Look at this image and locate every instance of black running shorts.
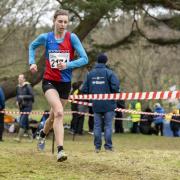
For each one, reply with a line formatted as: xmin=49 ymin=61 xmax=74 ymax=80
xmin=42 ymin=79 xmax=71 ymax=99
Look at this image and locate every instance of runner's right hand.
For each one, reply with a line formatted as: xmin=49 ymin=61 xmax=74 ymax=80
xmin=30 ymin=64 xmax=38 ymax=73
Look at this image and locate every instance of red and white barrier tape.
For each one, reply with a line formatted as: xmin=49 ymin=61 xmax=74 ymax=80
xmin=0 ymin=110 xmax=72 ymax=115
xmin=70 ymin=90 xmax=180 ymax=100
xmin=68 ymin=100 xmax=92 ymax=116
xmin=71 ymin=112 xmax=180 ymax=123
xmin=69 ymin=100 xmax=180 ymax=117
xmin=115 ymin=108 xmax=180 ymax=117
xmin=68 ymin=99 xmax=92 ymax=106
xmin=67 ymin=110 xmax=180 ymax=123
xmin=1 ymin=109 xmax=180 ymax=123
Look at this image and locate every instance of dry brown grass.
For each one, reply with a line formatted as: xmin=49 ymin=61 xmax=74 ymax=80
xmin=0 ymin=133 xmax=180 ymax=180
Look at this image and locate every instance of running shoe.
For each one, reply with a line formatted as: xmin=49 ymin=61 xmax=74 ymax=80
xmin=37 ymin=131 xmax=46 ymax=151
xmin=57 ymin=150 xmax=67 ymax=162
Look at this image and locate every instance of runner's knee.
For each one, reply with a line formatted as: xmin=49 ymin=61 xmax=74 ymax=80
xmin=54 ymin=110 xmax=63 ymax=119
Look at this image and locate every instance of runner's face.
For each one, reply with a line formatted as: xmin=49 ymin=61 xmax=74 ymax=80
xmin=54 ymin=15 xmax=68 ymax=34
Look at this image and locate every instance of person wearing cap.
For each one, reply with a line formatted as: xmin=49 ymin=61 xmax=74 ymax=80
xmin=82 ymin=53 xmax=120 ymax=152
xmin=153 ymin=103 xmax=165 ymax=136
xmin=170 ymin=104 xmax=180 ymax=137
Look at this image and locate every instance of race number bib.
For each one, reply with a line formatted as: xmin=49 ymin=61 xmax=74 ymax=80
xmin=49 ymin=52 xmax=70 ymax=69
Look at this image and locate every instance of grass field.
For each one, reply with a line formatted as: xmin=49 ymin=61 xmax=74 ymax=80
xmin=0 ymin=132 xmax=180 ymax=180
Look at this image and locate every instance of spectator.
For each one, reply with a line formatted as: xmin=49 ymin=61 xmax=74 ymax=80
xmin=14 ymin=74 xmax=34 ymax=142
xmin=70 ymin=81 xmax=82 ymax=134
xmin=86 ymin=66 xmax=94 ymax=135
xmin=76 ymin=84 xmax=89 ymax=135
xmin=130 ymin=101 xmax=141 ymax=133
xmin=82 ymin=53 xmax=120 ymax=152
xmin=0 ymin=86 xmax=5 ymax=142
xmin=115 ymin=100 xmax=125 ymax=133
xmin=139 ymin=107 xmax=154 ymax=135
xmin=153 ymin=103 xmax=165 ymax=136
xmin=88 ymin=105 xmax=94 ymax=135
xmin=76 ymin=106 xmax=86 ymax=135
xmin=170 ymin=104 xmax=180 ymax=137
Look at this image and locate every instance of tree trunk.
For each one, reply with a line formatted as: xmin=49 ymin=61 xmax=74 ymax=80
xmin=1 ymin=53 xmax=45 ymax=99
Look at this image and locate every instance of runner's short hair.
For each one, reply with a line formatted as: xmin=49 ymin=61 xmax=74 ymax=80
xmin=54 ymin=9 xmax=69 ymax=20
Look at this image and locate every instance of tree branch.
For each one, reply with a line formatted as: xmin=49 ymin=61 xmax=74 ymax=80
xmin=93 ymin=30 xmax=135 ymax=50
xmin=135 ymin=19 xmax=180 ymax=45
xmin=165 ymin=0 xmax=180 ymax=11
xmin=56 ymin=0 xmax=82 ymax=21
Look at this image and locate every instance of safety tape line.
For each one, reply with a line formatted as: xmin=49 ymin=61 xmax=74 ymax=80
xmin=69 ymin=100 xmax=180 ymax=117
xmin=69 ymin=90 xmax=180 ymax=100
xmin=72 ymin=110 xmax=180 ymax=123
xmin=1 ymin=107 xmax=180 ymax=117
xmin=68 ymin=99 xmax=92 ymax=106
xmin=0 ymin=110 xmax=179 ymax=123
xmin=0 ymin=110 xmax=72 ymax=115
xmin=72 ymin=111 xmax=180 ymax=123
xmin=115 ymin=108 xmax=180 ymax=117
xmin=71 ymin=111 xmax=147 ymax=121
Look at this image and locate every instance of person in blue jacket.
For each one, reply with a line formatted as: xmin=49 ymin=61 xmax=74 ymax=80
xmin=82 ymin=53 xmax=120 ymax=152
xmin=0 ymin=86 xmax=5 ymax=141
xmin=153 ymin=103 xmax=165 ymax=136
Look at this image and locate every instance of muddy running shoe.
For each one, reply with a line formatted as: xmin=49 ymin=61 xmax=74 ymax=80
xmin=57 ymin=150 xmax=67 ymax=162
xmin=37 ymin=137 xmax=45 ymax=151
xmin=37 ymin=131 xmax=45 ymax=151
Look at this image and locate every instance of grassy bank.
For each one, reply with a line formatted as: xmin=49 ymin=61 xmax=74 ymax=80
xmin=0 ymin=133 xmax=179 ymax=180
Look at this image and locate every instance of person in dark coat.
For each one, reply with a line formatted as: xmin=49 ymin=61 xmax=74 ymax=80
xmin=115 ymin=100 xmax=125 ymax=133
xmin=70 ymin=82 xmax=81 ymax=133
xmin=14 ymin=74 xmax=34 ymax=142
xmin=88 ymin=105 xmax=94 ymax=134
xmin=82 ymin=53 xmax=120 ymax=152
xmin=76 ymin=86 xmax=88 ymax=135
xmin=0 ymin=86 xmax=5 ymax=141
xmin=140 ymin=107 xmax=154 ymax=135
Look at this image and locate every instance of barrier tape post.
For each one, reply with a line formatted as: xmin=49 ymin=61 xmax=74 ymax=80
xmin=52 ymin=131 xmax=55 ymax=154
xmin=1 ymin=108 xmax=180 ymax=123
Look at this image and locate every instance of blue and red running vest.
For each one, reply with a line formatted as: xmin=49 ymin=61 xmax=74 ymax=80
xmin=44 ymin=32 xmax=74 ymax=82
